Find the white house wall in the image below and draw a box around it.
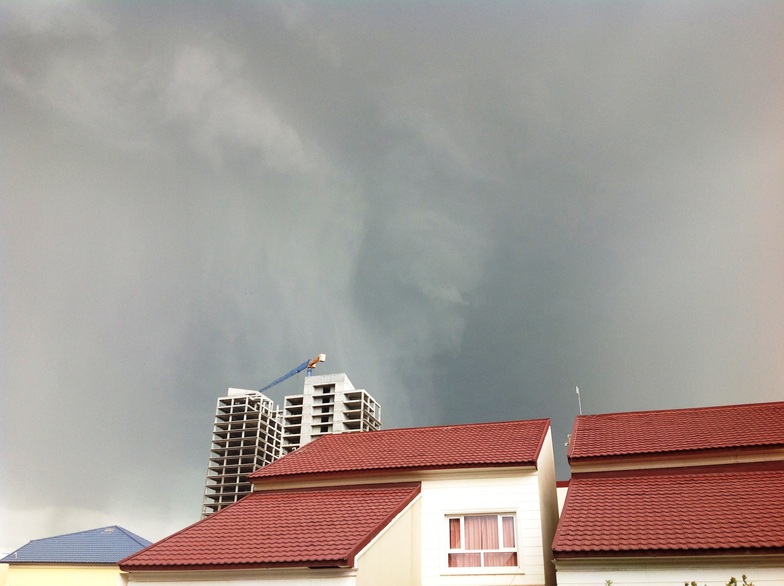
[556,486,568,514]
[419,469,546,586]
[554,562,784,586]
[355,497,421,586]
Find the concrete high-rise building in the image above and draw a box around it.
[202,389,282,517]
[282,373,382,454]
[202,374,381,517]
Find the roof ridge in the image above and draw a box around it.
[112,526,152,547]
[27,525,111,543]
[573,460,784,480]
[575,400,784,420]
[346,417,551,434]
[256,481,421,496]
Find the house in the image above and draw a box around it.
[121,419,560,586]
[552,401,784,586]
[1,525,151,586]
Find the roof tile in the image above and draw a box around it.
[569,401,784,461]
[1,526,151,564]
[120,483,420,570]
[553,466,784,556]
[250,419,549,480]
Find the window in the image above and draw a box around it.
[446,514,517,568]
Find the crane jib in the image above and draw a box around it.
[257,354,326,393]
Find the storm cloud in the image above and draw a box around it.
[1,1,783,553]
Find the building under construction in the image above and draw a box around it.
[202,369,381,517]
[282,373,381,454]
[201,389,282,517]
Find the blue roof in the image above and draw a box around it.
[1,526,151,564]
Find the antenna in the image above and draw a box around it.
[566,386,583,447]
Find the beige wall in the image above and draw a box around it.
[2,564,122,586]
[536,427,559,586]
[356,497,421,586]
[125,568,356,585]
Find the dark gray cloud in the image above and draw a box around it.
[2,1,783,553]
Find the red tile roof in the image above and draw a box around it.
[552,464,784,557]
[568,401,784,462]
[121,483,420,570]
[249,419,550,481]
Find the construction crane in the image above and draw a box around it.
[258,354,326,393]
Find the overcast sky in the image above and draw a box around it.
[2,0,783,554]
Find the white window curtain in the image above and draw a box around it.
[447,514,517,568]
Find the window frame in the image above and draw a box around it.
[444,512,520,574]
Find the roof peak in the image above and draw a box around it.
[27,525,121,542]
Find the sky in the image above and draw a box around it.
[1,0,783,554]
